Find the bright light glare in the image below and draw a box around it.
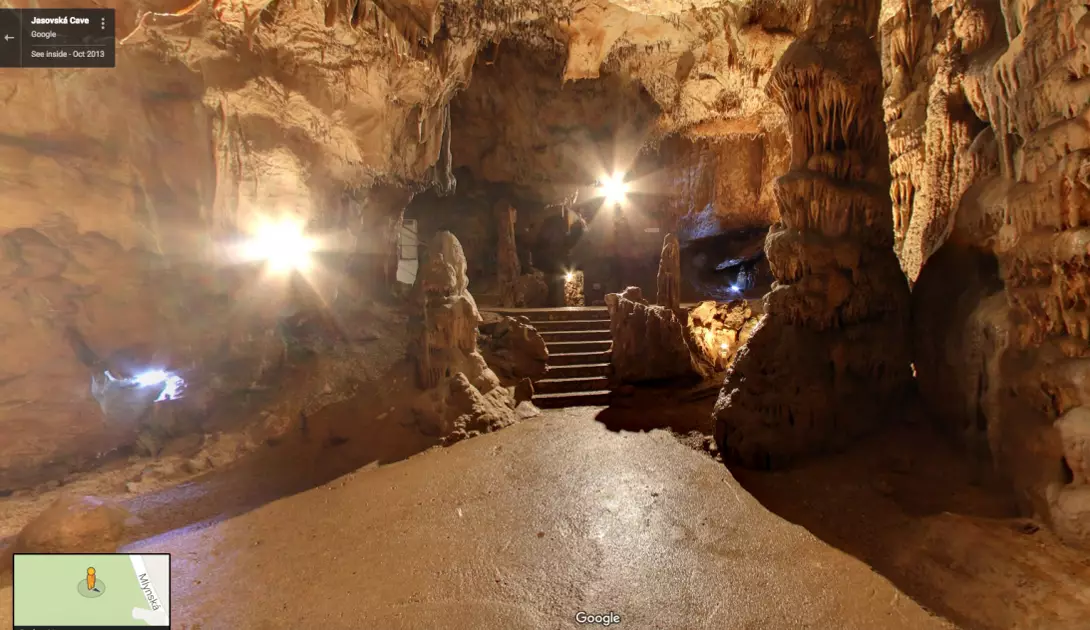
[598,172,629,207]
[130,369,186,402]
[729,284,741,293]
[565,272,574,282]
[243,217,316,274]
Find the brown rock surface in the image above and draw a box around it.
[2,494,131,585]
[0,0,818,486]
[606,287,705,384]
[655,233,681,311]
[408,232,518,440]
[714,0,914,468]
[885,0,1090,545]
[479,314,549,383]
[687,300,760,369]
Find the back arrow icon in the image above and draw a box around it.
[3,35,12,41]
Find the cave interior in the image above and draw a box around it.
[2,0,1090,627]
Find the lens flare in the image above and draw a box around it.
[131,369,186,402]
[242,217,316,274]
[598,172,629,207]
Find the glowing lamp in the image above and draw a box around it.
[598,172,629,207]
[565,272,574,282]
[243,217,316,274]
[130,369,186,402]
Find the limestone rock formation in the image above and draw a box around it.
[714,0,914,468]
[606,287,706,384]
[886,0,1090,546]
[656,234,682,311]
[408,232,519,440]
[688,300,760,370]
[564,271,586,307]
[479,313,549,383]
[0,0,820,488]
[663,132,790,237]
[496,203,522,308]
[14,495,130,555]
[518,269,551,308]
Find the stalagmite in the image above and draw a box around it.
[496,203,521,308]
[407,232,518,442]
[713,0,913,469]
[656,233,681,311]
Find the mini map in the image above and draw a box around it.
[14,553,170,628]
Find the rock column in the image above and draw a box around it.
[656,233,681,311]
[713,0,913,468]
[496,203,521,307]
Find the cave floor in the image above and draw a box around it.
[4,408,946,630]
[2,402,1090,629]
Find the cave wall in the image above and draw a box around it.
[883,0,1090,546]
[0,0,850,489]
[662,131,789,241]
[0,0,505,490]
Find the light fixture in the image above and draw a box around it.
[598,172,629,207]
[122,369,187,402]
[241,216,316,274]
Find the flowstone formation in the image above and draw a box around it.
[564,271,586,306]
[408,232,518,443]
[688,300,760,370]
[890,0,1090,546]
[606,287,705,384]
[713,0,914,468]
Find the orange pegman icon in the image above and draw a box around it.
[87,567,96,590]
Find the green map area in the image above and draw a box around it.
[14,554,168,627]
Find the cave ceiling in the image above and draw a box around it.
[44,0,809,209]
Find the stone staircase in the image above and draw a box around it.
[487,307,613,408]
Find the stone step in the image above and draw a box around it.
[544,339,612,353]
[545,363,610,379]
[548,350,612,366]
[532,389,611,408]
[534,375,610,395]
[532,319,614,332]
[540,329,611,343]
[487,307,609,323]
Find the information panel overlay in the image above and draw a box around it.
[0,9,116,69]
[13,553,171,630]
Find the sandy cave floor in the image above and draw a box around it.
[0,398,1088,629]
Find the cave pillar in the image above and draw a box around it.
[712,0,913,468]
[496,202,521,307]
[656,233,681,311]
